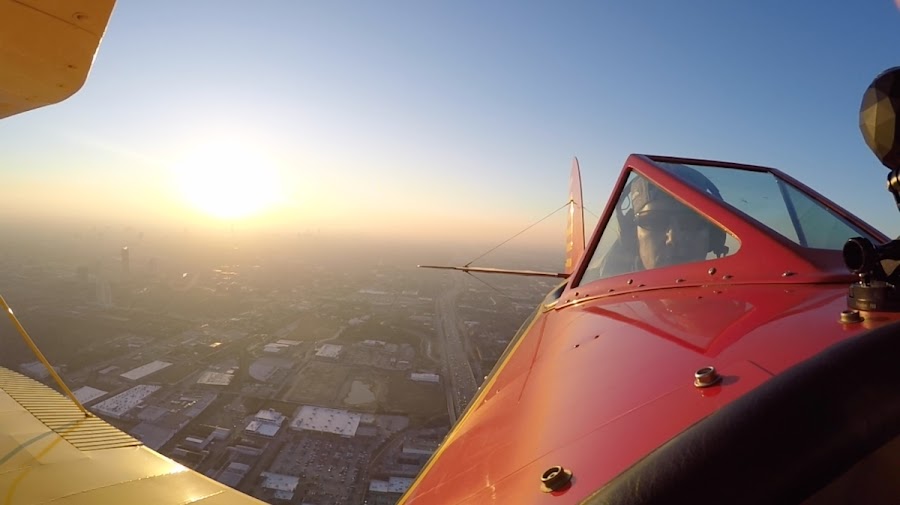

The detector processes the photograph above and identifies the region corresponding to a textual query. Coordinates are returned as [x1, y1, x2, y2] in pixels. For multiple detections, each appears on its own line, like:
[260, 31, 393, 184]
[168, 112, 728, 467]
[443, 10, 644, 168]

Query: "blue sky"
[3, 1, 900, 242]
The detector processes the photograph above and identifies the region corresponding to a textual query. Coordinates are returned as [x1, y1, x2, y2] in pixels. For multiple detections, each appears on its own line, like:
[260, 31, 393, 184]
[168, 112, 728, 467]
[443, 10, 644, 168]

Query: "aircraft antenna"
[0, 294, 92, 417]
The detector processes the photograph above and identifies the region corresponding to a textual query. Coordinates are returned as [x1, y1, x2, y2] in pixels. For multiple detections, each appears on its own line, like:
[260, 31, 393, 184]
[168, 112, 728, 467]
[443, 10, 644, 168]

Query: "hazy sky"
[3, 1, 900, 244]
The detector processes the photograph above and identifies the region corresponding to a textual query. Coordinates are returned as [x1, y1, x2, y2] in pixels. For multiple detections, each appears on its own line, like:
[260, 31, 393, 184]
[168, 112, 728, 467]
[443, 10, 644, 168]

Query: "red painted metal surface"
[400, 155, 897, 504]
[403, 284, 900, 504]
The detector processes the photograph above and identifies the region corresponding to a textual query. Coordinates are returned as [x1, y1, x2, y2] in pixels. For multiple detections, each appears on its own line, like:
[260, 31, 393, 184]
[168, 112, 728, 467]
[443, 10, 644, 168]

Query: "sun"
[172, 140, 282, 220]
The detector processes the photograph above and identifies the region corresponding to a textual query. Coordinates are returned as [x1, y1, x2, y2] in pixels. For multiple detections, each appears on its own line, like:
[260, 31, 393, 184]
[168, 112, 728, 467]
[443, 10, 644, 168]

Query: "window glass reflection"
[581, 170, 738, 284]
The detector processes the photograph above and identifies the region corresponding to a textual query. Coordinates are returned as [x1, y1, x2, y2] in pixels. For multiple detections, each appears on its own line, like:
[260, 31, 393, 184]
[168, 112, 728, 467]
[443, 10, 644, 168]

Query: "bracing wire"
[583, 206, 600, 219]
[464, 271, 512, 299]
[464, 201, 571, 267]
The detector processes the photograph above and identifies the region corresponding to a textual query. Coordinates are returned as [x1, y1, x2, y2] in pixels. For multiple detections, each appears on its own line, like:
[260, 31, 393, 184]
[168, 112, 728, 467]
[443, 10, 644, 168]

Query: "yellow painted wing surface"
[0, 367, 264, 504]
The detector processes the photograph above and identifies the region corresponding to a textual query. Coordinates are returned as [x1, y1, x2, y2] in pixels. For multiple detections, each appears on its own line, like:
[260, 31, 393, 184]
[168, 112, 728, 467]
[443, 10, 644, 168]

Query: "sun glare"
[173, 140, 282, 220]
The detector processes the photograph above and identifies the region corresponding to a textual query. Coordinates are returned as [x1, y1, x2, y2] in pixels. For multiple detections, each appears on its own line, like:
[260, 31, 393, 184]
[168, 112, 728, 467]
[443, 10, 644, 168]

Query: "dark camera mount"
[850, 67, 900, 312]
[844, 237, 900, 311]
[889, 169, 900, 211]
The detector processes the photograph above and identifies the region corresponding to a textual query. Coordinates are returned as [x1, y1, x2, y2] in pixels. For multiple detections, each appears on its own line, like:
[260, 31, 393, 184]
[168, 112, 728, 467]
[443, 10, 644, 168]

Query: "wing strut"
[0, 295, 91, 417]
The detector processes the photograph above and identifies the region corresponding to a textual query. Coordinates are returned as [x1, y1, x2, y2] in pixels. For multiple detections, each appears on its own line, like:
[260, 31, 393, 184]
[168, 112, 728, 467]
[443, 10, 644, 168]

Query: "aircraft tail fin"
[565, 157, 586, 275]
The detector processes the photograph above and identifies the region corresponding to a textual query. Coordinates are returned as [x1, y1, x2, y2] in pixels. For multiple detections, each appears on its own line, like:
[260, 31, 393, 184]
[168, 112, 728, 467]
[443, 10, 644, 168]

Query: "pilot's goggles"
[635, 210, 707, 232]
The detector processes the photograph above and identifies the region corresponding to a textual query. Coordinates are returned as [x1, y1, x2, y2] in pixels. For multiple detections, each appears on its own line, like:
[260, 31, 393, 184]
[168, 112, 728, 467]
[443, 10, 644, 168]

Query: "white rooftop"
[73, 386, 107, 404]
[410, 373, 440, 383]
[120, 360, 171, 380]
[315, 344, 342, 358]
[276, 339, 301, 346]
[92, 385, 160, 419]
[197, 371, 233, 386]
[290, 405, 360, 437]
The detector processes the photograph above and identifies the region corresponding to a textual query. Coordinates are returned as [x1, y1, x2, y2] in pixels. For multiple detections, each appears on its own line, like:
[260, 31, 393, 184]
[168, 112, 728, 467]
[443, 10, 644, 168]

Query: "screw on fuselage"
[540, 465, 573, 493]
[694, 366, 722, 388]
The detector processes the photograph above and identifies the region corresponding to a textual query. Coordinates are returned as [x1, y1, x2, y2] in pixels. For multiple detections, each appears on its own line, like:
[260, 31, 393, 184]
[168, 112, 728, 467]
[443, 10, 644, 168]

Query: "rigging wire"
[464, 201, 571, 267]
[464, 271, 512, 299]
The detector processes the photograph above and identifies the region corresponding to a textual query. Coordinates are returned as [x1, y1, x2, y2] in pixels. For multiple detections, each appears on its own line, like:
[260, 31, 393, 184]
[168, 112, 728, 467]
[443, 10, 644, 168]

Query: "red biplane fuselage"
[401, 154, 899, 504]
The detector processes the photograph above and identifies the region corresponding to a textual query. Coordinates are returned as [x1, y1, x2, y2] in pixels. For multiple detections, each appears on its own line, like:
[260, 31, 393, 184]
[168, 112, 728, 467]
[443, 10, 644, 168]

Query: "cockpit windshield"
[655, 162, 879, 250]
[580, 170, 739, 284]
[579, 160, 879, 286]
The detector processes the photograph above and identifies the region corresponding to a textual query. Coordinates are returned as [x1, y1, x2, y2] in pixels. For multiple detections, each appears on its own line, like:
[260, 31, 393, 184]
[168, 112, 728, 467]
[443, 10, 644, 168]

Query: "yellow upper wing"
[0, 366, 265, 504]
[0, 0, 115, 120]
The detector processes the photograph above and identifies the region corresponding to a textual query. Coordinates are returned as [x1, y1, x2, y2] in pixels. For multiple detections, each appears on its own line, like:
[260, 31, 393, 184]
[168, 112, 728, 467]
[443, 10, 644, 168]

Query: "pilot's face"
[635, 198, 710, 270]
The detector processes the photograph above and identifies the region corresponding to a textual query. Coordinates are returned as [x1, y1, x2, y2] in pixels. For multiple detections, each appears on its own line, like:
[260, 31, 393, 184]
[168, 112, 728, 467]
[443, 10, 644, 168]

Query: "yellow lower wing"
[0, 367, 264, 504]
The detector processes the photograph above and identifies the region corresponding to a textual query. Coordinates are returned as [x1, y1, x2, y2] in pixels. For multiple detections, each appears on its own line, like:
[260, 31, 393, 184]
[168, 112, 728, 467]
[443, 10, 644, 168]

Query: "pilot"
[628, 171, 723, 270]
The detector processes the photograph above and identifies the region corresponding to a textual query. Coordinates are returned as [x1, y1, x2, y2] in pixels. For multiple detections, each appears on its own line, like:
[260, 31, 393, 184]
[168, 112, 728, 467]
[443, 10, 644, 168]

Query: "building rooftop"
[261, 472, 299, 492]
[120, 360, 172, 381]
[410, 373, 440, 383]
[315, 344, 342, 359]
[245, 420, 280, 437]
[20, 361, 54, 380]
[197, 371, 233, 386]
[130, 422, 177, 450]
[369, 477, 414, 494]
[72, 386, 107, 404]
[92, 385, 161, 419]
[290, 405, 360, 437]
[254, 408, 285, 425]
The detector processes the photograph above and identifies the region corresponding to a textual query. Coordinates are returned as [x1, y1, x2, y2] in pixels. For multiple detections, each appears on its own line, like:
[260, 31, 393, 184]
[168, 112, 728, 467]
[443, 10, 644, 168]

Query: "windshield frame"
[569, 154, 887, 295]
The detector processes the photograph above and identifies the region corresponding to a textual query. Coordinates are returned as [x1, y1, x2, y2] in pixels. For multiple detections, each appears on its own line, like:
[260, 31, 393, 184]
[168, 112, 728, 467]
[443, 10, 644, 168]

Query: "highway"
[433, 276, 478, 425]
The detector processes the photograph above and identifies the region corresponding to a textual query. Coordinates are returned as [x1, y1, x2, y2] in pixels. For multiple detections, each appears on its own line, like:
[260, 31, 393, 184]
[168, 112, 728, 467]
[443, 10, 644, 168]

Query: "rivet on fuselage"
[694, 366, 722, 388]
[627, 279, 633, 285]
[708, 267, 717, 275]
[540, 465, 573, 493]
[840, 309, 863, 324]
[675, 278, 685, 283]
[722, 274, 732, 280]
[782, 271, 795, 277]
